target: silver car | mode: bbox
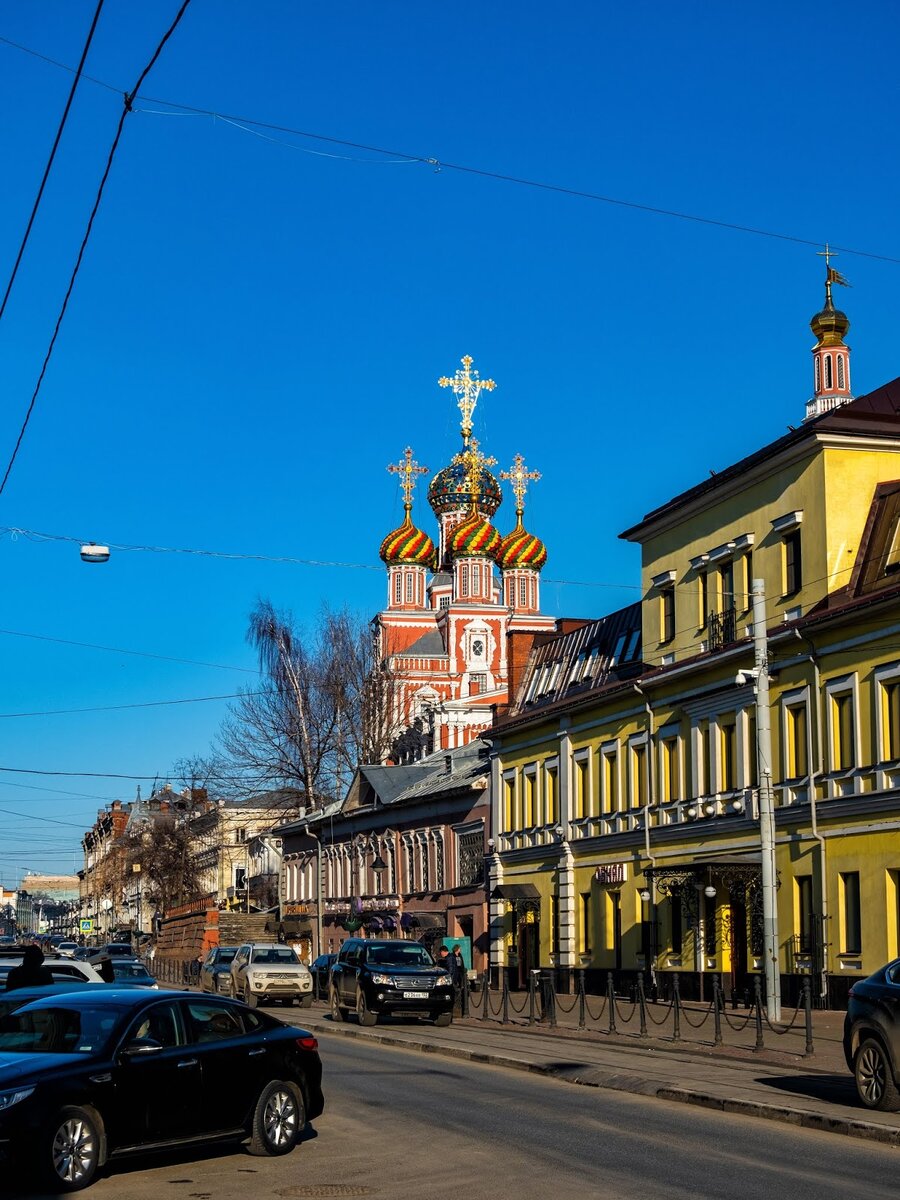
[229,942,314,1008]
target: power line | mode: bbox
[0,1,105,326]
[0,0,193,500]
[0,767,158,780]
[1,33,898,266]
[0,627,257,674]
[0,806,88,829]
[0,690,258,719]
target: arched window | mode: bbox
[472,563,481,595]
[393,572,402,604]
[837,355,845,390]
[825,354,833,390]
[405,572,414,602]
[519,577,528,608]
[815,356,821,392]
[461,564,469,598]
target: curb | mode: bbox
[302,1015,900,1148]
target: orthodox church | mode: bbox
[375,356,558,758]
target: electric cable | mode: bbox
[0,627,256,674]
[0,690,259,719]
[0,0,193,501]
[0,1,105,327]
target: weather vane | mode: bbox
[817,242,851,303]
[501,453,541,516]
[438,355,496,447]
[387,447,428,510]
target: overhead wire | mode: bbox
[0,1,105,327]
[0,690,259,719]
[0,0,194,500]
[0,627,257,674]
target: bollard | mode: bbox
[578,969,586,1029]
[607,971,617,1034]
[753,976,765,1051]
[803,976,815,1056]
[502,972,510,1025]
[713,976,723,1046]
[672,973,681,1041]
[637,973,648,1038]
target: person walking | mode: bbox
[448,944,467,1014]
[6,944,54,990]
[435,944,451,973]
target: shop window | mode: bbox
[670,895,683,955]
[551,894,560,956]
[840,871,861,954]
[796,875,814,954]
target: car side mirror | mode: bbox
[120,1037,164,1058]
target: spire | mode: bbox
[438,355,496,448]
[806,246,853,421]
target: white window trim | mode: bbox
[657,723,683,804]
[651,568,676,588]
[771,510,804,535]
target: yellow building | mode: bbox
[488,275,900,1007]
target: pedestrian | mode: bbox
[435,944,451,973]
[448,944,465,987]
[6,944,54,990]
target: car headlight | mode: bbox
[370,973,394,986]
[0,1087,34,1112]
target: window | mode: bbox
[784,530,802,596]
[719,560,735,611]
[235,827,246,843]
[419,834,430,892]
[882,680,900,761]
[796,875,814,954]
[405,573,414,602]
[128,1001,182,1048]
[660,585,675,643]
[885,522,900,574]
[720,717,737,791]
[747,710,758,787]
[523,771,536,827]
[785,704,808,778]
[471,563,481,594]
[840,871,862,954]
[825,354,833,390]
[550,893,560,956]
[393,574,402,604]
[601,745,619,813]
[699,572,709,628]
[831,691,856,770]
[630,742,647,809]
[670,895,683,955]
[404,838,415,892]
[742,551,753,611]
[186,1001,245,1043]
[815,356,821,392]
[469,673,486,694]
[661,735,680,802]
[434,835,445,890]
[504,777,516,831]
[439,595,450,610]
[457,828,484,888]
[234,867,247,891]
[704,893,717,956]
[574,757,589,819]
[460,565,469,598]
[545,766,558,824]
[519,577,527,607]
[889,870,900,960]
[838,355,845,389]
[698,721,711,794]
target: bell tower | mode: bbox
[806,245,853,421]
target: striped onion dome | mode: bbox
[448,509,501,559]
[379,512,436,568]
[497,517,548,572]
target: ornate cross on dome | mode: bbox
[438,355,497,447]
[387,447,428,510]
[457,438,498,509]
[817,243,850,306]
[501,453,541,515]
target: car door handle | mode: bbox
[89,1073,112,1084]
[177,1058,199,1068]
[247,1047,266,1057]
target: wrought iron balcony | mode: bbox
[708,606,737,652]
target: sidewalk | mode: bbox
[296,1000,900,1147]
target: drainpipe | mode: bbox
[633,683,657,989]
[793,628,828,1002]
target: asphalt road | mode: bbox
[14,1030,899,1199]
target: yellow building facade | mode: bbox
[487,286,900,1006]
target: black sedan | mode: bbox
[0,988,324,1192]
[309,953,337,999]
[843,958,900,1110]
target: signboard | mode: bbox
[79,919,94,932]
[594,863,628,885]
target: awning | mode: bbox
[400,911,446,930]
[280,916,312,935]
[491,883,540,900]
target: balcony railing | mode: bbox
[708,606,737,652]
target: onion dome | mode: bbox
[448,509,501,559]
[428,457,502,517]
[379,512,436,568]
[810,297,850,346]
[497,516,548,572]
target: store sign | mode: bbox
[594,863,628,885]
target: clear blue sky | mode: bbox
[0,1,898,882]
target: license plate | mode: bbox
[403,990,428,999]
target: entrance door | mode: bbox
[611,891,623,972]
[729,897,748,1001]
[517,917,540,989]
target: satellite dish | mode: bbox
[81,543,110,564]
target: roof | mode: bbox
[389,740,489,803]
[357,763,434,806]
[621,376,900,542]
[398,627,447,657]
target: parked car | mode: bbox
[106,959,158,989]
[56,942,80,958]
[843,958,900,1110]
[329,938,454,1027]
[310,953,338,999]
[200,946,239,994]
[101,942,134,959]
[0,955,106,987]
[229,944,314,1009]
[0,988,324,1191]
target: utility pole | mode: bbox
[752,578,781,1021]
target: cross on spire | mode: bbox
[387,446,428,510]
[456,438,497,511]
[817,243,850,307]
[501,453,541,516]
[438,354,497,447]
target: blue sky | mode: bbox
[0,1,898,881]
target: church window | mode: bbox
[519,577,528,608]
[405,573,414,602]
[393,573,402,604]
[439,596,450,610]
[815,357,821,392]
[837,355,845,389]
[472,563,481,594]
[461,565,469,598]
[825,354,833,390]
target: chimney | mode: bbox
[444,755,452,774]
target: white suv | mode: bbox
[229,942,314,1009]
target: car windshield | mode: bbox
[111,962,153,981]
[251,948,298,964]
[0,1005,121,1054]
[216,949,237,964]
[366,946,433,968]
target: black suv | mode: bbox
[329,939,454,1027]
[843,958,900,1110]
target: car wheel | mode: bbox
[356,989,377,1027]
[41,1104,103,1192]
[433,1012,452,1027]
[855,1037,900,1111]
[330,986,347,1022]
[247,1080,305,1157]
[300,994,313,1009]
[244,985,259,1009]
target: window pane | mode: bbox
[841,872,861,954]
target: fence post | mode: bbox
[482,970,490,1020]
[803,976,815,1057]
[637,973,648,1038]
[528,971,537,1025]
[544,969,557,1027]
[607,971,617,1034]
[461,971,470,1018]
[713,975,723,1046]
[502,972,510,1024]
[753,976,765,1051]
[577,969,586,1029]
[672,972,681,1041]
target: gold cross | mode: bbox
[455,438,497,510]
[438,355,497,446]
[501,453,541,515]
[816,242,837,270]
[387,446,428,509]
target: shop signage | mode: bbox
[283,903,315,916]
[324,896,401,915]
[594,863,628,885]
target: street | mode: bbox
[17,1030,897,1200]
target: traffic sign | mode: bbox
[79,919,94,932]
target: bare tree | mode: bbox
[124,815,201,915]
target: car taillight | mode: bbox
[296,1036,318,1051]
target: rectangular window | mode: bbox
[580,892,591,954]
[660,585,675,643]
[393,574,402,604]
[784,530,802,596]
[630,742,647,809]
[747,710,758,787]
[523,772,536,827]
[504,778,515,831]
[457,829,484,888]
[832,692,856,770]
[602,747,619,813]
[719,560,735,611]
[785,704,809,779]
[743,551,753,611]
[573,758,588,819]
[519,577,528,607]
[796,875,813,954]
[720,717,737,791]
[840,871,862,954]
[545,767,558,824]
[883,681,900,761]
[888,870,900,960]
[420,836,429,893]
[461,565,469,598]
[661,736,680,802]
[405,573,414,602]
[698,721,711,794]
[699,572,709,628]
